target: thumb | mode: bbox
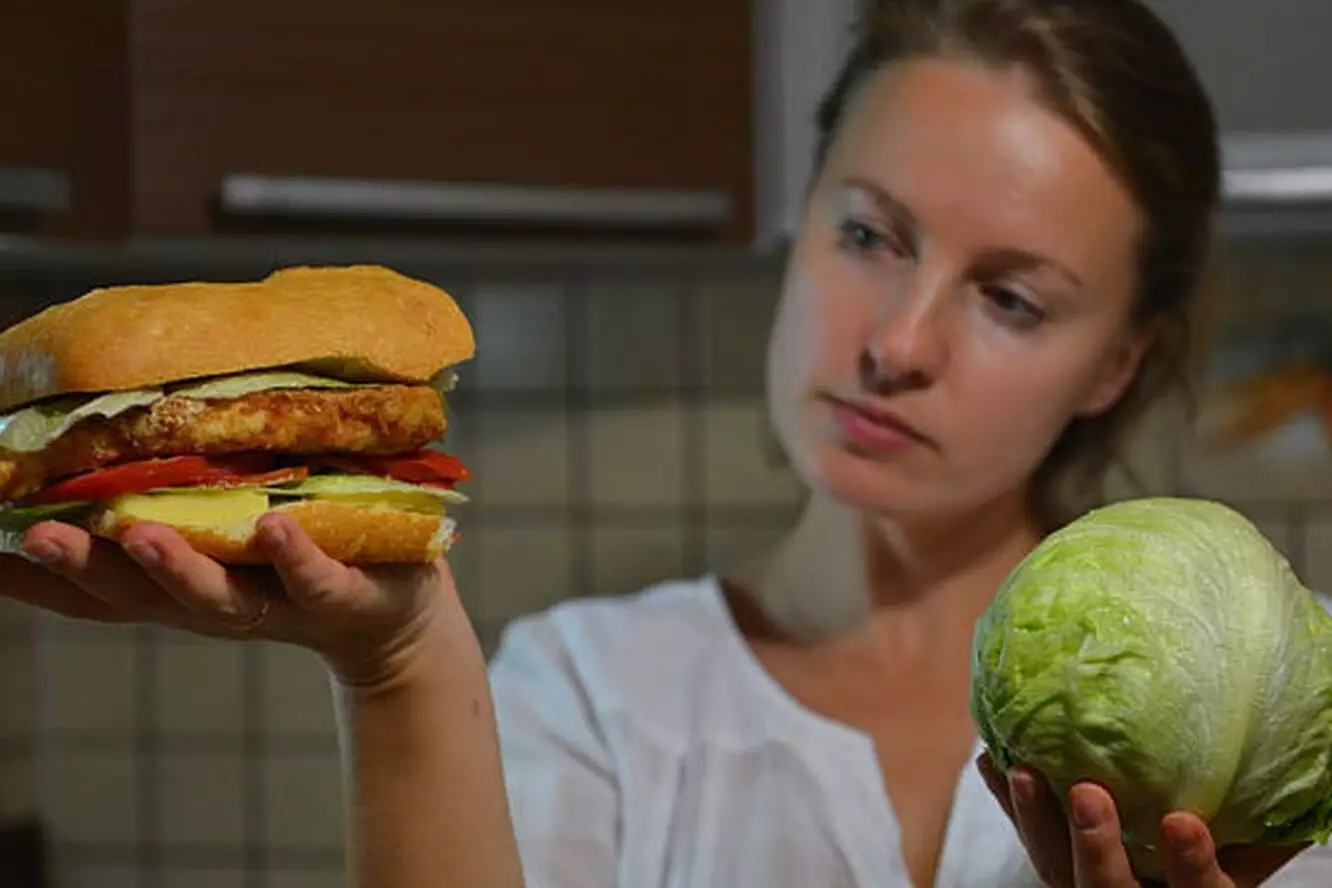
[257,513,357,611]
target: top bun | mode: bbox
[0,265,475,413]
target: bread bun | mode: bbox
[0,265,474,413]
[90,498,457,565]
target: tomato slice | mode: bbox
[318,450,471,487]
[22,454,285,505]
[21,449,469,507]
[201,465,310,490]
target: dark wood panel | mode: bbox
[0,3,129,239]
[131,2,753,240]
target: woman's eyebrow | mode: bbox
[838,176,918,225]
[972,247,1084,289]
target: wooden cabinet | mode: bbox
[0,2,129,239]
[3,2,754,243]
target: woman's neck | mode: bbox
[745,490,1042,645]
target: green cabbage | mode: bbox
[969,496,1332,875]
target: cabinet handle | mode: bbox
[219,174,732,231]
[1224,168,1332,206]
[0,167,70,213]
[1223,132,1332,207]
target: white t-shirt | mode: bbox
[488,574,1332,888]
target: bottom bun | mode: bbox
[92,499,457,565]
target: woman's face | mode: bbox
[768,58,1150,520]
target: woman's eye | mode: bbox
[837,219,899,256]
[983,284,1045,328]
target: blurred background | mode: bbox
[0,1,1330,886]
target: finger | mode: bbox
[1218,839,1310,888]
[1160,812,1228,888]
[256,514,356,611]
[0,554,129,623]
[1010,767,1074,887]
[1068,784,1139,887]
[24,522,178,617]
[116,522,267,625]
[977,753,1018,824]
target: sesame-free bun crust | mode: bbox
[0,265,475,413]
[91,498,455,565]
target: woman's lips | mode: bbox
[829,399,933,455]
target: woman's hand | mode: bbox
[1,514,462,687]
[977,753,1305,888]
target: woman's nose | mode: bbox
[861,283,950,395]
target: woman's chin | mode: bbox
[802,446,937,514]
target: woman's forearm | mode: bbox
[331,607,526,888]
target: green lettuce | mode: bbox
[969,497,1332,876]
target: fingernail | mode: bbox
[261,520,288,548]
[1162,815,1196,854]
[25,541,62,565]
[1070,790,1102,830]
[125,540,161,568]
[1008,771,1031,803]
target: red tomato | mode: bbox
[23,454,284,505]
[319,450,471,487]
[203,465,310,490]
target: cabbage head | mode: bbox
[969,496,1332,875]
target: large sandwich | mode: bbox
[0,264,472,564]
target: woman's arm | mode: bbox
[332,596,527,888]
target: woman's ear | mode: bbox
[1077,326,1155,417]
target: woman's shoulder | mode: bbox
[487,574,764,742]
[489,574,734,684]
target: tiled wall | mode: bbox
[0,240,1330,887]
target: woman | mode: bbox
[3,1,1329,886]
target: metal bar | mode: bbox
[1224,168,1332,205]
[219,173,732,230]
[1222,131,1332,206]
[0,167,70,213]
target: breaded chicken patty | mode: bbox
[0,385,446,501]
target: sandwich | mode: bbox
[0,264,473,564]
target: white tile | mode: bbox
[33,612,136,645]
[155,642,245,736]
[162,870,248,888]
[1303,517,1332,594]
[470,407,570,506]
[262,753,345,849]
[38,749,137,844]
[701,272,780,391]
[474,528,573,624]
[591,526,686,599]
[263,870,347,888]
[588,403,685,507]
[586,280,682,388]
[0,597,33,633]
[705,525,788,575]
[0,642,34,738]
[0,754,34,818]
[260,643,337,738]
[446,531,483,618]
[50,862,142,888]
[36,640,137,735]
[157,752,246,846]
[1245,512,1295,564]
[469,284,567,389]
[702,401,803,507]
